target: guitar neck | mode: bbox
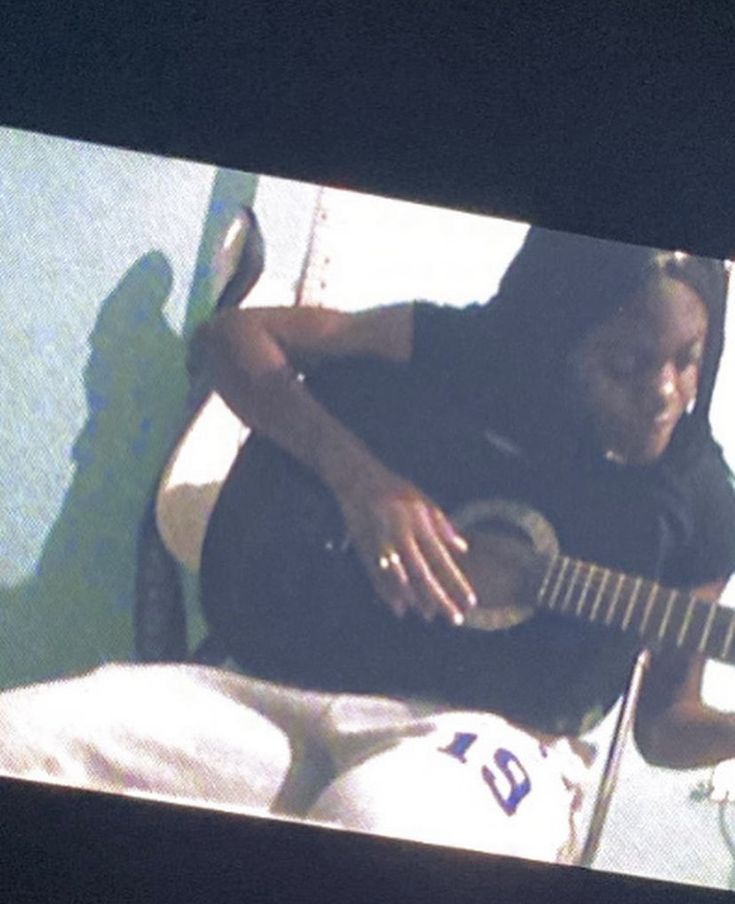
[536,554,735,664]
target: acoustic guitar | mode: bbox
[199,357,734,711]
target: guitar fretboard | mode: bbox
[537,555,735,664]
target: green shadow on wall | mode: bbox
[0,168,256,688]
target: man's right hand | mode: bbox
[336,465,477,626]
[201,301,478,624]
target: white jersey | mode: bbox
[0,663,592,864]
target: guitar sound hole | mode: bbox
[459,526,539,632]
[472,519,533,546]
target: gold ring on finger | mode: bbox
[378,550,401,571]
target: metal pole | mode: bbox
[579,648,652,867]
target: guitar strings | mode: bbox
[539,555,734,657]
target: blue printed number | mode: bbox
[482,748,531,816]
[439,733,532,816]
[437,732,478,764]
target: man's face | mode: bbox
[568,274,708,465]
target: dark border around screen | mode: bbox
[2,5,735,903]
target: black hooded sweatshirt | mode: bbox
[407,227,735,734]
[202,227,735,736]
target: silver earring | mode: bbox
[686,397,697,415]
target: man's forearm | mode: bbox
[198,314,389,499]
[639,701,735,769]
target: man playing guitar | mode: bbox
[187,224,735,859]
[2,219,735,866]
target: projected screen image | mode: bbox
[2,125,735,892]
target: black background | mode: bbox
[2,2,735,901]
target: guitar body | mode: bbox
[199,358,641,727]
[201,361,556,693]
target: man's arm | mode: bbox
[198,303,475,625]
[198,303,413,495]
[634,579,735,768]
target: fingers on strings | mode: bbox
[370,510,474,625]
